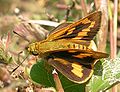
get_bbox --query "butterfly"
[27,11,108,84]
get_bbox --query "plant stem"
[52,69,64,92]
[80,0,87,16]
[95,0,108,52]
[111,0,118,91]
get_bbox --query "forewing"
[47,11,101,41]
[49,23,72,34]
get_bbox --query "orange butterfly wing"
[47,11,101,41]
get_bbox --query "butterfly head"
[27,42,39,56]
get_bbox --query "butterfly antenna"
[13,30,30,43]
[11,52,29,74]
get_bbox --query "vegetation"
[0,0,120,92]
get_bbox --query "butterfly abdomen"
[67,43,87,50]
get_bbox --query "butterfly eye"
[31,51,38,56]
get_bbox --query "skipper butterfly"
[28,11,108,84]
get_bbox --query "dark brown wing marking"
[50,23,72,34]
[47,50,108,65]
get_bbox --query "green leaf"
[30,59,85,92]
[87,58,120,92]
[59,74,85,92]
[30,60,55,87]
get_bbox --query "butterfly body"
[28,39,92,54]
[28,11,109,84]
